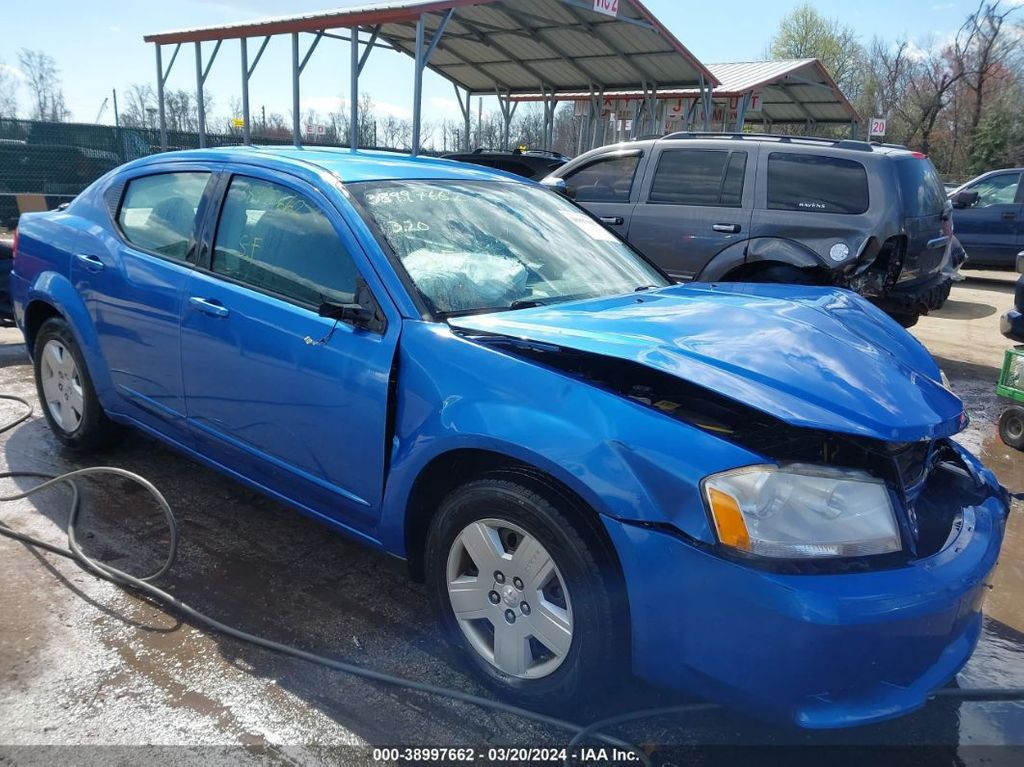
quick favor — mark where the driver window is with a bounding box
[565,155,640,203]
[211,176,357,307]
[968,173,1021,208]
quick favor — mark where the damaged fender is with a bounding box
[377,321,763,554]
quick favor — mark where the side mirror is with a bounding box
[319,302,373,325]
[541,176,571,198]
[951,190,979,209]
[1016,252,1024,274]
[318,279,387,333]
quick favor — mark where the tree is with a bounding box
[955,2,1020,138]
[17,49,69,121]
[120,83,157,128]
[0,58,18,118]
[770,4,866,100]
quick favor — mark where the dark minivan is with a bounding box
[543,133,957,326]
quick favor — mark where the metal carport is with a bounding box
[143,0,718,155]
[510,57,862,140]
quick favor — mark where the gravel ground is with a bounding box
[1,273,1023,763]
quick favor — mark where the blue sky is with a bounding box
[2,0,986,132]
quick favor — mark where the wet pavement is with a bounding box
[1,273,1023,761]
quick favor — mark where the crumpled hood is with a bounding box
[449,283,965,442]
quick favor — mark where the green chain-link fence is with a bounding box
[0,118,418,229]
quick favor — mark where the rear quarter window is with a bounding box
[117,172,210,260]
[895,157,947,217]
[767,153,869,215]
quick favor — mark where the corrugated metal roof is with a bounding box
[144,0,717,93]
[508,58,859,125]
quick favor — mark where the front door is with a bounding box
[626,147,754,281]
[953,171,1023,267]
[180,171,398,534]
[565,150,643,236]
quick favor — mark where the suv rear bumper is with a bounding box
[876,269,953,315]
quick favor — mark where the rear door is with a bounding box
[626,145,755,281]
[952,171,1023,267]
[750,150,872,271]
[180,168,399,533]
[72,164,216,441]
[562,150,644,235]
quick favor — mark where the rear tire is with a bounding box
[888,312,921,329]
[32,317,124,451]
[999,406,1024,451]
[740,264,820,285]
[425,473,622,711]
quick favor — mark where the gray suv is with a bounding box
[542,133,957,326]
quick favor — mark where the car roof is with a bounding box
[125,145,521,183]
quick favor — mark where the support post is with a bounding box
[195,42,206,148]
[411,9,454,156]
[734,91,753,133]
[292,32,301,147]
[156,45,167,149]
[192,40,221,149]
[350,26,359,150]
[241,38,250,144]
[154,42,180,151]
[412,16,425,155]
[454,84,473,151]
[541,87,558,150]
[699,75,713,132]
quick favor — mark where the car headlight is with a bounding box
[703,464,901,559]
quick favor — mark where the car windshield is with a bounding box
[349,180,668,316]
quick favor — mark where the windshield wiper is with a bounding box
[634,285,660,292]
[509,298,550,310]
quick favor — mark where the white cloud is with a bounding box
[904,40,931,63]
[374,100,413,119]
[427,96,460,116]
[299,95,415,121]
[301,95,346,114]
[0,63,25,81]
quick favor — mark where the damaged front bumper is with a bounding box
[602,442,1009,729]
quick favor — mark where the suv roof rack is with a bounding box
[521,149,566,159]
[658,132,876,152]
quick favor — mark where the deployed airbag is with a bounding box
[404,249,528,313]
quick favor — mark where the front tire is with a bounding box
[425,474,621,710]
[33,317,123,451]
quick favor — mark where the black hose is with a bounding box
[0,392,662,760]
[2,390,1023,762]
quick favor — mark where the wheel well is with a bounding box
[724,260,828,284]
[23,300,62,354]
[403,449,619,584]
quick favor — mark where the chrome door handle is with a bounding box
[1003,212,1017,221]
[75,253,105,272]
[599,216,625,226]
[189,296,230,318]
[712,223,741,234]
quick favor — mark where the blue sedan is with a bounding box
[8,147,1009,728]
